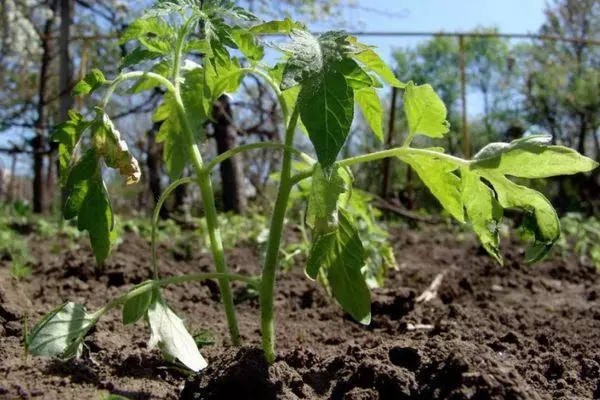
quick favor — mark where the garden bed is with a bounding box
[1,227,599,399]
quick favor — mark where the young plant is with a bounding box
[26,0,598,372]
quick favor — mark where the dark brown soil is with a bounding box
[1,226,599,399]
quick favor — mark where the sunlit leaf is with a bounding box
[73,69,105,96]
[27,302,96,359]
[355,87,384,141]
[404,82,450,138]
[473,135,598,178]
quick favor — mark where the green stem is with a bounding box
[94,272,257,319]
[337,147,471,168]
[202,142,305,175]
[101,71,175,108]
[172,23,241,346]
[151,177,196,280]
[259,107,300,364]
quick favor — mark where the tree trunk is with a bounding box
[33,2,57,213]
[52,0,73,205]
[212,95,247,214]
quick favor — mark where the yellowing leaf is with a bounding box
[403,82,450,138]
[398,152,464,222]
[355,87,384,141]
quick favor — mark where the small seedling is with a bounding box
[26,1,597,372]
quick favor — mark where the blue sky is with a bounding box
[322,0,548,62]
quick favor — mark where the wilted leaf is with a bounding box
[147,294,207,372]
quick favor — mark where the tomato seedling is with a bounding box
[26,1,597,372]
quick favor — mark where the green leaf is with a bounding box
[399,151,464,222]
[461,168,502,263]
[472,135,599,178]
[299,71,354,169]
[306,210,371,325]
[51,111,92,185]
[349,37,405,88]
[355,87,384,141]
[403,82,450,138]
[147,294,207,372]
[65,149,97,189]
[231,29,264,61]
[154,96,190,179]
[307,165,351,234]
[64,149,97,220]
[123,283,154,325]
[281,30,351,91]
[26,302,96,359]
[120,17,173,46]
[73,69,105,96]
[120,47,163,70]
[77,175,114,264]
[337,58,374,90]
[482,172,559,263]
[250,18,304,34]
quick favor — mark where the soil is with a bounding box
[1,226,599,400]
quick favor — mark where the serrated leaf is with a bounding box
[299,71,354,169]
[231,29,264,61]
[250,18,304,34]
[355,87,383,141]
[472,135,598,178]
[51,111,92,185]
[154,96,190,179]
[461,168,502,264]
[120,17,173,45]
[349,37,405,88]
[307,165,351,234]
[123,283,154,325]
[404,82,450,138]
[77,175,114,264]
[306,210,371,325]
[121,47,163,71]
[27,302,96,359]
[147,294,207,372]
[482,172,559,263]
[73,69,105,96]
[337,58,373,90]
[281,30,351,91]
[399,152,464,222]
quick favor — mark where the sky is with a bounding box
[325,0,548,61]
[1,0,550,174]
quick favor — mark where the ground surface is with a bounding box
[1,226,599,400]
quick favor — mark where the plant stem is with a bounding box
[338,147,471,168]
[202,142,305,174]
[171,22,241,345]
[101,71,175,108]
[259,107,300,364]
[93,272,257,320]
[151,177,196,280]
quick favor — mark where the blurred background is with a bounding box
[0,0,598,229]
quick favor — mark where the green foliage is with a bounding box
[73,69,106,96]
[555,213,600,271]
[30,0,598,373]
